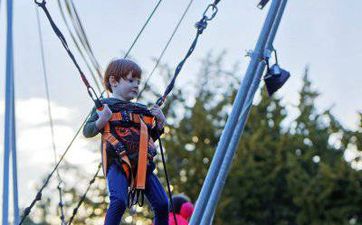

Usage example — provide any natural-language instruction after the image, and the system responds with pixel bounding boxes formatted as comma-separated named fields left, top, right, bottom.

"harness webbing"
left=27, top=1, right=224, bottom=225
left=24, top=0, right=170, bottom=223
left=102, top=124, right=134, bottom=186
left=135, top=115, right=149, bottom=190
left=102, top=112, right=155, bottom=207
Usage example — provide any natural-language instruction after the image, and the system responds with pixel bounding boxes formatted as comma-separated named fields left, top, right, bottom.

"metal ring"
left=156, top=96, right=164, bottom=106
left=202, top=4, right=218, bottom=21
left=34, top=0, right=46, bottom=6
left=87, top=87, right=97, bottom=100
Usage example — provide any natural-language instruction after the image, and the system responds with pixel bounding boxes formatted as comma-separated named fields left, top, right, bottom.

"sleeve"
left=83, top=107, right=101, bottom=138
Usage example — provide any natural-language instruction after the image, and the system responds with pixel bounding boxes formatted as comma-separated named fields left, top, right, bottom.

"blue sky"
left=0, top=0, right=362, bottom=221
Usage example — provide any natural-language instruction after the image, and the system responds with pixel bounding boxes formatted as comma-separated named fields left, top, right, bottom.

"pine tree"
left=29, top=56, right=362, bottom=225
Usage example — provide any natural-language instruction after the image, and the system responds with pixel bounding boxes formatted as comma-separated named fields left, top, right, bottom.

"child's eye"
left=128, top=79, right=140, bottom=85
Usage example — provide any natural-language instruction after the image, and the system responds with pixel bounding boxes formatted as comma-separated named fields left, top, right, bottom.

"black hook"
left=34, top=0, right=46, bottom=7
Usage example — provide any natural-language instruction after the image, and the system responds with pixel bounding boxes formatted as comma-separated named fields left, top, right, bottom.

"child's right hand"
left=96, top=104, right=112, bottom=123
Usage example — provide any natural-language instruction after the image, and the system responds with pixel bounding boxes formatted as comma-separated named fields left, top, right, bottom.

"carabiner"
left=202, top=4, right=218, bottom=21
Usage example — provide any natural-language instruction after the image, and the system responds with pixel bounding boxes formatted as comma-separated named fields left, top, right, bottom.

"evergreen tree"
left=29, top=55, right=362, bottom=225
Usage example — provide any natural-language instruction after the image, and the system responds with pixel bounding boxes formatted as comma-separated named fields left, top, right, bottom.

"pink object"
left=169, top=213, right=189, bottom=225
left=180, top=202, right=194, bottom=220
left=152, top=201, right=194, bottom=225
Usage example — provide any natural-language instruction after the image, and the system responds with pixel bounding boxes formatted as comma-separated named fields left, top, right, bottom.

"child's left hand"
left=150, top=104, right=166, bottom=129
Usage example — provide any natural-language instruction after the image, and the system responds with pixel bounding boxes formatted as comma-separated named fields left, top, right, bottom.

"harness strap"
left=102, top=132, right=119, bottom=146
left=130, top=113, right=154, bottom=125
left=109, top=112, right=154, bottom=126
left=102, top=131, right=132, bottom=180
left=104, top=122, right=110, bottom=133
left=135, top=115, right=149, bottom=190
left=109, top=112, right=122, bottom=121
left=102, top=112, right=152, bottom=190
left=102, top=141, right=108, bottom=176
left=119, top=152, right=134, bottom=188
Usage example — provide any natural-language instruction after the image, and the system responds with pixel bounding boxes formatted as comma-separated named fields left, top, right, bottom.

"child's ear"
left=109, top=76, right=118, bottom=87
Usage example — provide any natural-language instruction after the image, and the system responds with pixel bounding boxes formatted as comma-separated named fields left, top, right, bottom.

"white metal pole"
left=200, top=1, right=289, bottom=223
left=190, top=1, right=283, bottom=224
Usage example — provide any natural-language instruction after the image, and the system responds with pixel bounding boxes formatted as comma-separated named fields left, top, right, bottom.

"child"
left=83, top=58, right=169, bottom=225
left=169, top=194, right=194, bottom=225
left=153, top=194, right=194, bottom=225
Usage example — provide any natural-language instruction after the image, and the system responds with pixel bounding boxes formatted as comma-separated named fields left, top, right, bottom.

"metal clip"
left=257, top=0, right=270, bottom=9
left=203, top=4, right=218, bottom=21
left=263, top=49, right=273, bottom=60
left=245, top=50, right=254, bottom=58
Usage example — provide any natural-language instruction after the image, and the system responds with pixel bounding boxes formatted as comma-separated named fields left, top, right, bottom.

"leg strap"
left=135, top=114, right=149, bottom=190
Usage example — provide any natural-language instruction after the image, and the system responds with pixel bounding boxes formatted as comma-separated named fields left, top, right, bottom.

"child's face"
left=110, top=72, right=140, bottom=101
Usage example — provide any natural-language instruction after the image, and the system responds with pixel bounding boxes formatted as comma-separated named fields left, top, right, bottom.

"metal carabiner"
left=34, top=0, right=46, bottom=7
left=202, top=4, right=218, bottom=21
left=87, top=86, right=103, bottom=109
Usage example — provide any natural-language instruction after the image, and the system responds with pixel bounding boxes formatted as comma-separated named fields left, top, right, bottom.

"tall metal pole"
left=11, top=60, right=20, bottom=225
left=2, top=0, right=18, bottom=224
left=199, top=1, right=289, bottom=223
left=190, top=1, right=283, bottom=224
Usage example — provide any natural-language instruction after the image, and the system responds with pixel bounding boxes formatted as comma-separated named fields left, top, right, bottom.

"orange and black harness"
left=101, top=112, right=156, bottom=207
left=34, top=1, right=220, bottom=224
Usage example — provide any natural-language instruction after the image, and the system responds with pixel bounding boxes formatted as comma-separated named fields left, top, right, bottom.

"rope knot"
left=195, top=18, right=208, bottom=34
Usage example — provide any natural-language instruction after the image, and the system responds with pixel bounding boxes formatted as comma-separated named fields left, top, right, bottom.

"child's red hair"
left=104, top=59, right=142, bottom=93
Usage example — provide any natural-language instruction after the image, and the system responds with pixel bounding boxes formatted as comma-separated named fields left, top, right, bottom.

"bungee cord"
left=124, top=0, right=163, bottom=58
left=35, top=5, right=66, bottom=224
left=57, top=0, right=103, bottom=92
left=19, top=115, right=88, bottom=225
left=137, top=0, right=195, bottom=99
left=67, top=163, right=102, bottom=225
left=156, top=0, right=221, bottom=107
left=21, top=0, right=222, bottom=223
left=20, top=0, right=173, bottom=222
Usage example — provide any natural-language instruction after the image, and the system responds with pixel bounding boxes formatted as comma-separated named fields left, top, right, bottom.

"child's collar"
left=108, top=97, right=130, bottom=103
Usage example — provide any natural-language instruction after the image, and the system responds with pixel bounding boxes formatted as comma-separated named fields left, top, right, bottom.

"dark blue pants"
left=104, top=164, right=169, bottom=225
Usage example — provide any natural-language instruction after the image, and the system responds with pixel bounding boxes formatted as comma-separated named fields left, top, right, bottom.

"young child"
left=169, top=194, right=194, bottom=225
left=153, top=194, right=194, bottom=225
left=83, top=58, right=169, bottom=225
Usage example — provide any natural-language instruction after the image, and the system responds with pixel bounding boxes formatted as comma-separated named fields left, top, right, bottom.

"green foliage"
left=30, top=54, right=361, bottom=225
left=212, top=66, right=362, bottom=225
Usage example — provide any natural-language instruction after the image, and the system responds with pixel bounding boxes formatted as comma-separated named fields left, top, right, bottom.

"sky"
left=0, top=0, right=362, bottom=222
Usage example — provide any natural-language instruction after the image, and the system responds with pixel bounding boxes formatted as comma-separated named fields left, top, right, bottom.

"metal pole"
left=200, top=0, right=288, bottom=223
left=190, top=1, right=283, bottom=224
left=2, top=0, right=14, bottom=224
left=11, top=60, right=20, bottom=225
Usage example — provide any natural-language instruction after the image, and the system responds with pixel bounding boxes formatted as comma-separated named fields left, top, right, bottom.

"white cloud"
left=16, top=98, right=74, bottom=126
left=18, top=125, right=74, bottom=164
left=0, top=97, right=99, bottom=208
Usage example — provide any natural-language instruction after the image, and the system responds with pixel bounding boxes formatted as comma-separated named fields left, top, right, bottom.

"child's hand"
left=150, top=104, right=166, bottom=129
left=95, top=104, right=112, bottom=129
